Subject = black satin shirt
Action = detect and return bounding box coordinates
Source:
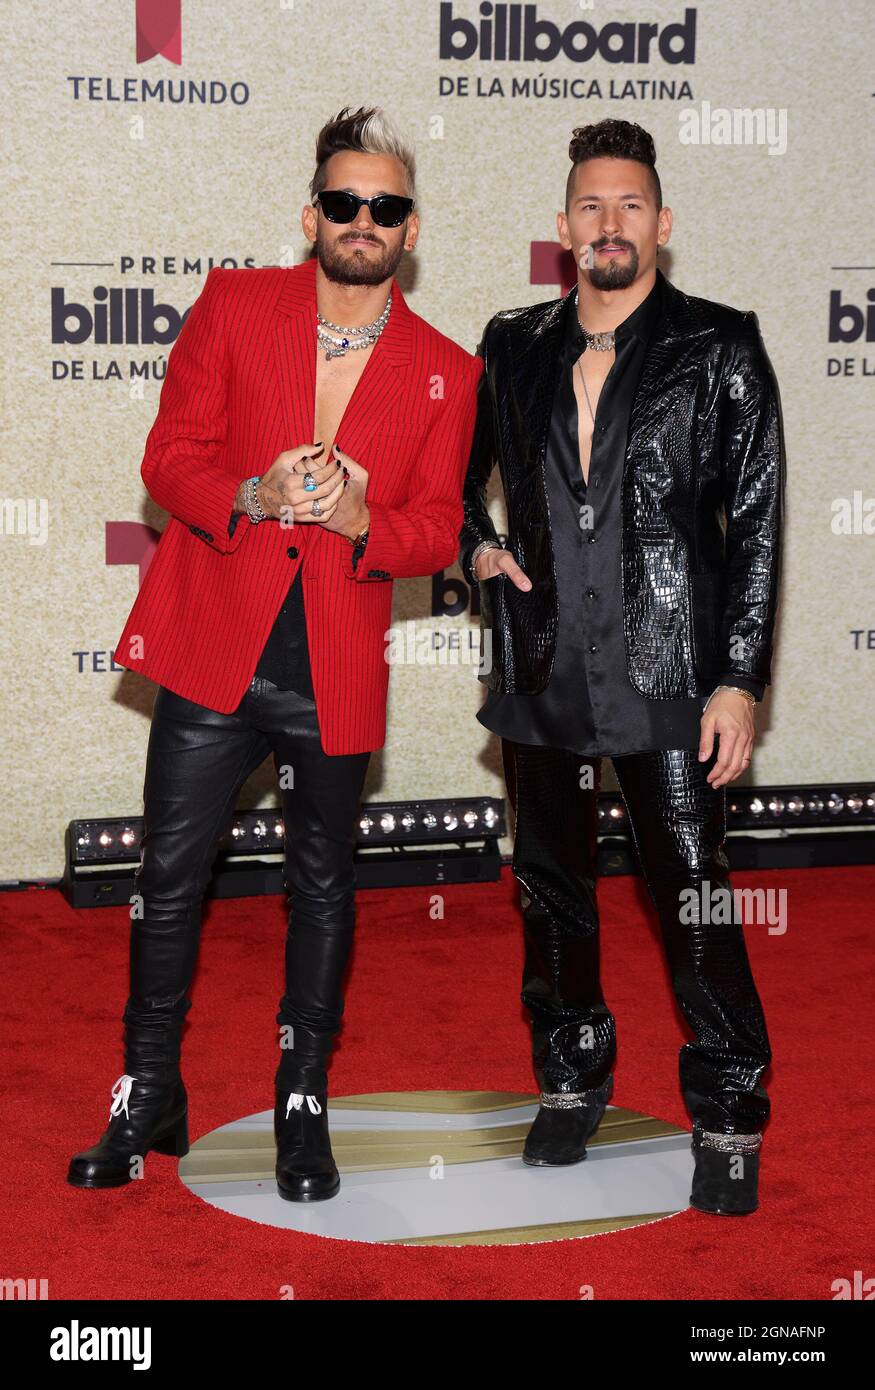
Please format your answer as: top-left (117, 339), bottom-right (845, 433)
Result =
top-left (225, 511), bottom-right (367, 700)
top-left (255, 563), bottom-right (315, 698)
top-left (476, 274), bottom-right (762, 757)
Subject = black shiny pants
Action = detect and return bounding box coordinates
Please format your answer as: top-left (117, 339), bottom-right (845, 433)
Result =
top-left (501, 740), bottom-right (771, 1135)
top-left (125, 678), bottom-right (371, 1093)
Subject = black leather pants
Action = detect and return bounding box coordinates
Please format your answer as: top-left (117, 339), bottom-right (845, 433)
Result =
top-left (501, 740), bottom-right (771, 1135)
top-left (126, 678), bottom-right (371, 1094)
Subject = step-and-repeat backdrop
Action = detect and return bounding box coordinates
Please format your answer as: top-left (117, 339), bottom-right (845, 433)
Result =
top-left (2, 1), bottom-right (873, 878)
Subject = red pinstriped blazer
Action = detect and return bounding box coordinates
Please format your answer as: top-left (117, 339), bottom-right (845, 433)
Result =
top-left (115, 256), bottom-right (483, 754)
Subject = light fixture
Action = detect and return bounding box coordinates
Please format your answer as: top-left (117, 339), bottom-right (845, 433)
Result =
top-left (62, 798), bottom-right (508, 906)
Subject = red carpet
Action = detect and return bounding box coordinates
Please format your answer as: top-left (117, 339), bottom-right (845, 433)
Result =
top-left (1, 864), bottom-right (872, 1300)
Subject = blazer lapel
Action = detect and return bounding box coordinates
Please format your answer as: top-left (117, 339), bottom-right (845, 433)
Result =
top-left (626, 271), bottom-right (716, 458)
top-left (272, 256), bottom-right (413, 459)
top-left (509, 288), bottom-right (575, 478)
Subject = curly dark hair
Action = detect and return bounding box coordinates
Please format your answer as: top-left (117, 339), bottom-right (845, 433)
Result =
top-left (565, 118), bottom-right (662, 212)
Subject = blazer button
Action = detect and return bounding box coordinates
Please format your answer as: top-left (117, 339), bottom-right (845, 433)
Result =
top-left (287, 546), bottom-right (299, 559)
top-left (587, 534), bottom-right (597, 543)
top-left (586, 588), bottom-right (597, 598)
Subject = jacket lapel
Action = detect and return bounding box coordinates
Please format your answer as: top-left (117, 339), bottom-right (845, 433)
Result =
top-left (626, 271), bottom-right (717, 454)
top-left (508, 288), bottom-right (575, 477)
top-left (272, 256), bottom-right (413, 458)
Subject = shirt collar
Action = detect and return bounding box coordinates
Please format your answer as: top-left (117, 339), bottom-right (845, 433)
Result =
top-left (565, 269), bottom-right (664, 355)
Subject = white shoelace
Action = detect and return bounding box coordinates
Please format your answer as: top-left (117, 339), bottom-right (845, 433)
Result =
top-left (285, 1093), bottom-right (323, 1119)
top-left (110, 1073), bottom-right (137, 1120)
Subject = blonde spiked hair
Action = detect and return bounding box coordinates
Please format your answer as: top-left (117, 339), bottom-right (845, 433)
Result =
top-left (309, 106), bottom-right (416, 202)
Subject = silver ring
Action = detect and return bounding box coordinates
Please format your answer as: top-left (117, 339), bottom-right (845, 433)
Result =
top-left (310, 499), bottom-right (323, 517)
top-left (303, 472), bottom-right (317, 492)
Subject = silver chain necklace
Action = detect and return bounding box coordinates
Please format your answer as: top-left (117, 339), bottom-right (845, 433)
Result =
top-left (574, 294), bottom-right (614, 426)
top-left (574, 288), bottom-right (616, 352)
top-left (316, 293), bottom-right (392, 361)
top-left (576, 357), bottom-right (597, 425)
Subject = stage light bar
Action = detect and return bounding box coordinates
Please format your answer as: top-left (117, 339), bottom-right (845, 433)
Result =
top-left (357, 798), bottom-right (503, 847)
top-left (596, 784), bottom-right (875, 834)
top-left (66, 784), bottom-right (875, 868)
top-left (68, 821), bottom-right (143, 865)
top-left (725, 785), bottom-right (875, 831)
top-left (67, 797), bottom-right (506, 867)
top-left (62, 797), bottom-right (508, 905)
top-left (60, 784), bottom-right (874, 907)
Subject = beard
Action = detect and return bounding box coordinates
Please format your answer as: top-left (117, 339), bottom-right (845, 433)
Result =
top-left (586, 238), bottom-right (640, 291)
top-left (316, 226), bottom-right (405, 286)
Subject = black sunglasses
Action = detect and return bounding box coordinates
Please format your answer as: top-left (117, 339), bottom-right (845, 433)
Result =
top-left (314, 190), bottom-right (415, 228)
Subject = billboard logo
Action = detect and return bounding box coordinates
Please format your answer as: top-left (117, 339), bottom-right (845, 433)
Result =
top-left (829, 288), bottom-right (875, 344)
top-left (439, 3), bottom-right (697, 63)
top-left (52, 286), bottom-right (193, 346)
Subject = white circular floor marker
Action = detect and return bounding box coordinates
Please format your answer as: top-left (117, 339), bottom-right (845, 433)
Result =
top-left (180, 1091), bottom-right (691, 1245)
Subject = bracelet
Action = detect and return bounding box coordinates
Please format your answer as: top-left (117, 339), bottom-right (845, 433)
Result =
top-left (470, 538), bottom-right (503, 577)
top-left (243, 475), bottom-right (267, 525)
top-left (704, 684), bottom-right (757, 712)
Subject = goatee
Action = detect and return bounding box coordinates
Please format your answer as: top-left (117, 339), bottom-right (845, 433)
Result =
top-left (317, 229), bottom-right (405, 287)
top-left (587, 241), bottom-right (640, 291)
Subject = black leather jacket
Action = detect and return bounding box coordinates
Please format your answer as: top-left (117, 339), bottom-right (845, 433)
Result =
top-left (459, 268), bottom-right (786, 698)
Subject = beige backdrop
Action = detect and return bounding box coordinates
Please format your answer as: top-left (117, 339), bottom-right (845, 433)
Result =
top-left (2, 0), bottom-right (874, 879)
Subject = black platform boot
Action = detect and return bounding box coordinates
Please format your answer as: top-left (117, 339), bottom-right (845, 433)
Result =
top-left (689, 1121), bottom-right (762, 1215)
top-left (67, 1023), bottom-right (189, 1189)
top-left (274, 1089), bottom-right (340, 1202)
top-left (522, 1074), bottom-right (614, 1166)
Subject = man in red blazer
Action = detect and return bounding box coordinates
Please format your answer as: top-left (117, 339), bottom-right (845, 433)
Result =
top-left (68, 107), bottom-right (482, 1202)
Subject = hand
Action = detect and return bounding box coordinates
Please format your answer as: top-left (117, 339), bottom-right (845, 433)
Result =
top-left (474, 544), bottom-right (532, 591)
top-left (250, 443), bottom-right (346, 525)
top-left (698, 691), bottom-right (755, 787)
top-left (316, 446), bottom-right (370, 539)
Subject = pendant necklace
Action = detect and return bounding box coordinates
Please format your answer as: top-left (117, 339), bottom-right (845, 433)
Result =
top-left (574, 288), bottom-right (616, 352)
top-left (316, 293), bottom-right (392, 361)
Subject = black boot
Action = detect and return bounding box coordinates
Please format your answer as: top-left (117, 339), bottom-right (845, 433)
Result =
top-left (689, 1122), bottom-right (762, 1215)
top-left (67, 1023), bottom-right (189, 1189)
top-left (274, 1089), bottom-right (340, 1202)
top-left (522, 1074), bottom-right (614, 1166)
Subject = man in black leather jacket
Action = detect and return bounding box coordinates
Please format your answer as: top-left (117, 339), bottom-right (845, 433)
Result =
top-left (459, 119), bottom-right (785, 1215)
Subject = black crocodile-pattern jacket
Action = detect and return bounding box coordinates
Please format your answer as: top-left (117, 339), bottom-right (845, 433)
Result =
top-left (459, 269), bottom-right (786, 698)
